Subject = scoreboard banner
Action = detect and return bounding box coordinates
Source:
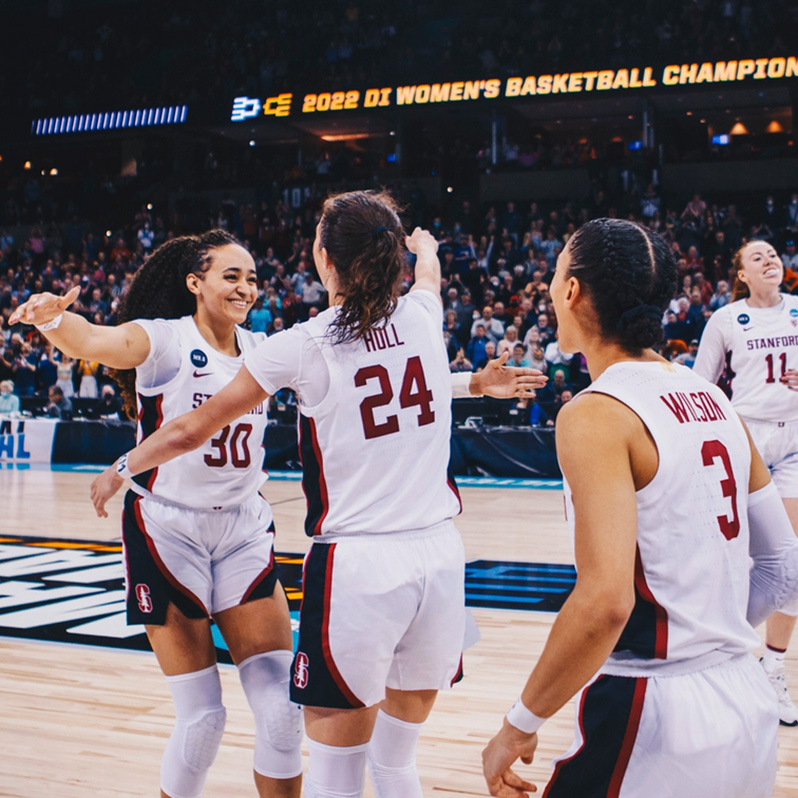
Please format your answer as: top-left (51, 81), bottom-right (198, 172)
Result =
top-left (230, 56), bottom-right (798, 122)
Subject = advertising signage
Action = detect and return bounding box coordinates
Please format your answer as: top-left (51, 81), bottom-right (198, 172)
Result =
top-left (230, 56), bottom-right (798, 123)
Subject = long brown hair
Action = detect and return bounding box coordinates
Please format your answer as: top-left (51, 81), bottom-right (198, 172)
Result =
top-left (110, 229), bottom-right (240, 418)
top-left (319, 190), bottom-right (406, 343)
top-left (730, 242), bottom-right (751, 302)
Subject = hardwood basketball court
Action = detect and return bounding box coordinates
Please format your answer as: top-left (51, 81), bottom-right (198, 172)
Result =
top-left (1, 466), bottom-right (796, 797)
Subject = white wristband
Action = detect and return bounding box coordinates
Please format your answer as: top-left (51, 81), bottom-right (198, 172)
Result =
top-left (506, 698), bottom-right (546, 734)
top-left (35, 313), bottom-right (63, 332)
top-left (115, 453), bottom-right (134, 480)
top-left (451, 371), bottom-right (477, 399)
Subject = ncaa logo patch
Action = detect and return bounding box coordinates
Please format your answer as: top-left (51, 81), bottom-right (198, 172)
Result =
top-left (135, 583), bottom-right (153, 614)
top-left (293, 651), bottom-right (309, 689)
top-left (791, 309), bottom-right (798, 318)
top-left (190, 349), bottom-right (208, 368)
top-left (737, 313), bottom-right (750, 325)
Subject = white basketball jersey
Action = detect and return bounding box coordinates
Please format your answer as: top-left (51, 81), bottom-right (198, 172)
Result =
top-left (563, 361), bottom-right (760, 667)
top-left (133, 316), bottom-right (270, 509)
top-left (694, 295), bottom-right (798, 422)
top-left (250, 290), bottom-right (460, 537)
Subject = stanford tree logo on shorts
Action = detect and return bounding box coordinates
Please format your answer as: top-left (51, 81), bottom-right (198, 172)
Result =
top-left (135, 583), bottom-right (153, 614)
top-left (293, 652), bottom-right (309, 689)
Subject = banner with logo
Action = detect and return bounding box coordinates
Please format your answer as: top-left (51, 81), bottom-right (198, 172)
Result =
top-left (0, 417), bottom-right (58, 464)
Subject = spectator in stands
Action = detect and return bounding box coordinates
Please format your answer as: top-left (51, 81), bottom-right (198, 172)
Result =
top-left (786, 194), bottom-right (798, 234)
top-left (782, 240), bottom-right (798, 272)
top-left (75, 359), bottom-right (100, 398)
top-left (674, 338), bottom-right (700, 368)
top-left (471, 305), bottom-right (504, 343)
top-left (640, 184), bottom-right (661, 220)
top-left (98, 384), bottom-right (123, 419)
top-left (497, 325), bottom-right (521, 359)
top-left (466, 322), bottom-right (489, 367)
top-left (11, 341), bottom-right (36, 396)
top-left (449, 347), bottom-right (473, 373)
top-left (247, 296), bottom-right (272, 334)
top-left (55, 355), bottom-right (75, 398)
top-left (298, 271), bottom-right (327, 320)
top-left (36, 342), bottom-right (58, 395)
top-left (0, 379), bottom-right (20, 414)
top-left (710, 280), bottom-right (732, 310)
top-left (46, 385), bottom-right (72, 419)
top-left (475, 340), bottom-right (498, 372)
top-left (509, 342), bottom-right (531, 368)
top-left (544, 332), bottom-right (573, 378)
top-left (551, 388), bottom-right (574, 424)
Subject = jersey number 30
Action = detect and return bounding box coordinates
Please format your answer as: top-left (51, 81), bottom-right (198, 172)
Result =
top-left (701, 439), bottom-right (740, 540)
top-left (355, 356), bottom-right (434, 440)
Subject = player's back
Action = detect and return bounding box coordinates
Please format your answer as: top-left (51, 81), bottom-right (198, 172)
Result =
top-left (297, 289), bottom-right (461, 536)
top-left (564, 360), bottom-right (760, 672)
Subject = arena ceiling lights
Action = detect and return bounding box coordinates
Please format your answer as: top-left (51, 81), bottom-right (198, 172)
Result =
top-left (31, 105), bottom-right (188, 137)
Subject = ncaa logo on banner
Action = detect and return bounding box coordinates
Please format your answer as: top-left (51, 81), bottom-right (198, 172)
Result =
top-left (293, 651), bottom-right (309, 689)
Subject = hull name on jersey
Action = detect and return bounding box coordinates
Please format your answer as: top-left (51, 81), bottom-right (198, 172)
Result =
top-left (659, 391), bottom-right (727, 424)
top-left (363, 323), bottom-right (405, 353)
top-left (746, 335), bottom-right (798, 350)
top-left (191, 391), bottom-right (265, 414)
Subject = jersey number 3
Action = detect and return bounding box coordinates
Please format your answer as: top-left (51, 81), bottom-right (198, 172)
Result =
top-left (701, 439), bottom-right (740, 540)
top-left (355, 356), bottom-right (435, 440)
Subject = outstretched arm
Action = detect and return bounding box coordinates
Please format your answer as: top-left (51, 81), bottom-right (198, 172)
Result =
top-left (406, 227), bottom-right (441, 298)
top-left (466, 351), bottom-right (547, 398)
top-left (482, 394), bottom-right (638, 796)
top-left (743, 419), bottom-right (798, 625)
top-left (9, 286), bottom-right (150, 369)
top-left (90, 365), bottom-right (269, 516)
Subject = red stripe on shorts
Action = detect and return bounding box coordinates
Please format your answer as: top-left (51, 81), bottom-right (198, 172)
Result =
top-left (607, 677), bottom-right (647, 797)
top-left (320, 543), bottom-right (364, 708)
top-left (133, 495), bottom-right (208, 615)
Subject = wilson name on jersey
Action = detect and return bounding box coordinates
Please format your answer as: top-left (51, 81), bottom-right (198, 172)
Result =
top-left (563, 361), bottom-right (759, 667)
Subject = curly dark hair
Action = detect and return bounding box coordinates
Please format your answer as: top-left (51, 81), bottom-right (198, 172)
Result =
top-left (110, 229), bottom-right (241, 418)
top-left (319, 190), bottom-right (407, 343)
top-left (565, 218), bottom-right (677, 353)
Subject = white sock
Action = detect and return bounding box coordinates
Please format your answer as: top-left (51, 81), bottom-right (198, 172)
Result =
top-left (763, 647), bottom-right (787, 669)
top-left (304, 738), bottom-right (368, 798)
top-left (367, 710), bottom-right (423, 798)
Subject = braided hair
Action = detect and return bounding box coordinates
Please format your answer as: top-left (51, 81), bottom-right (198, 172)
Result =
top-left (319, 190), bottom-right (406, 343)
top-left (566, 218), bottom-right (676, 353)
top-left (110, 229), bottom-right (241, 418)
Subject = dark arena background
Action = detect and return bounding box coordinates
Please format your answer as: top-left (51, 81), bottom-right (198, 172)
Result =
top-left (0, 1), bottom-right (797, 796)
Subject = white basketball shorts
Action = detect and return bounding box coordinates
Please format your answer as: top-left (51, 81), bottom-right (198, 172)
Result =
top-left (122, 489), bottom-right (277, 625)
top-left (544, 653), bottom-right (778, 798)
top-left (290, 520), bottom-right (466, 709)
top-left (745, 417), bottom-right (798, 498)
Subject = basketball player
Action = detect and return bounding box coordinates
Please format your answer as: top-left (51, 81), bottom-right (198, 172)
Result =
top-left (10, 231), bottom-right (304, 798)
top-left (693, 239), bottom-right (798, 726)
top-left (89, 191), bottom-right (473, 798)
top-left (482, 219), bottom-right (798, 798)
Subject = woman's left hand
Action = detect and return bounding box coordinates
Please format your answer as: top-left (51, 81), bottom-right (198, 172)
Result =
top-left (780, 369), bottom-right (798, 391)
top-left (90, 466), bottom-right (125, 518)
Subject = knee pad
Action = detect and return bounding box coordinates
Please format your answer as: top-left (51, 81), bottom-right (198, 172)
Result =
top-left (161, 665), bottom-right (227, 798)
top-left (238, 650), bottom-right (304, 779)
top-left (779, 594), bottom-right (798, 617)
